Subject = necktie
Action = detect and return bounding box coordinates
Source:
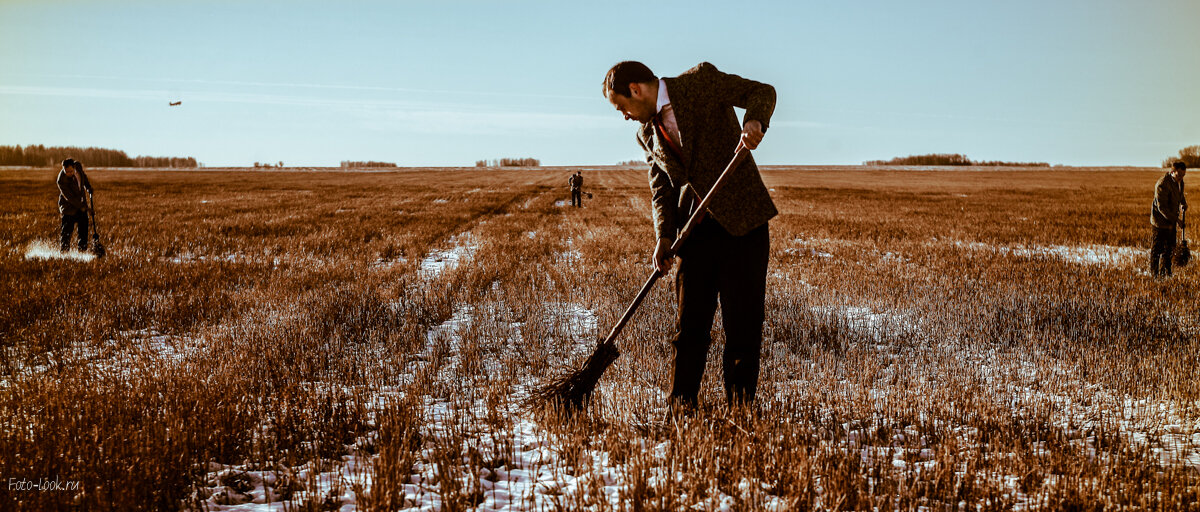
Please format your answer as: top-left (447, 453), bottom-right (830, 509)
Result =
top-left (654, 111), bottom-right (684, 162)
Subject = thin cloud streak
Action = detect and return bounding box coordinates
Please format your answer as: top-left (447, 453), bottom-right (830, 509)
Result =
top-left (0, 84), bottom-right (617, 136)
top-left (0, 84), bottom-right (488, 110)
top-left (14, 73), bottom-right (596, 101)
top-left (801, 106), bottom-right (1161, 131)
top-left (357, 108), bottom-right (618, 135)
top-left (0, 85), bottom-right (163, 101)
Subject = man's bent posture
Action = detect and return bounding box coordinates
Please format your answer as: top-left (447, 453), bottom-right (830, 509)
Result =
top-left (603, 61), bottom-right (777, 408)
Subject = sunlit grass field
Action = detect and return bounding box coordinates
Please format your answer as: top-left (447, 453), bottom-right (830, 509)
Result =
top-left (2, 166), bottom-right (1198, 510)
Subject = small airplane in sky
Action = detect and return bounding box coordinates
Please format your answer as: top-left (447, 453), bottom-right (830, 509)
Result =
top-left (169, 101), bottom-right (182, 106)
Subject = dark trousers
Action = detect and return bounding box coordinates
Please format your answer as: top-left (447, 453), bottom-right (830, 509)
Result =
top-left (671, 218), bottom-right (769, 406)
top-left (1150, 226), bottom-right (1177, 277)
top-left (60, 210), bottom-right (89, 251)
top-left (570, 189), bottom-right (582, 207)
top-left (59, 211), bottom-right (88, 253)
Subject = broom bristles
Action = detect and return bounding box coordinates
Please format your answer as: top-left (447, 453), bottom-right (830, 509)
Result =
top-left (528, 340), bottom-right (619, 411)
top-left (1175, 240), bottom-right (1190, 267)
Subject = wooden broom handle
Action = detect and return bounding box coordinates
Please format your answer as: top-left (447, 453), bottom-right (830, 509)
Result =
top-left (600, 144), bottom-right (752, 346)
top-left (669, 144), bottom-right (750, 254)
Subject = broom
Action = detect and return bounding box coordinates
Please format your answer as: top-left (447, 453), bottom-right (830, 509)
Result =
top-left (530, 143), bottom-right (752, 411)
top-left (88, 191), bottom-right (107, 258)
top-left (1175, 209), bottom-right (1190, 267)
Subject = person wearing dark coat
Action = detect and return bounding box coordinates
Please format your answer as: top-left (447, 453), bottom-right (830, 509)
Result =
top-left (604, 60), bottom-right (777, 408)
top-left (569, 172), bottom-right (584, 207)
top-left (57, 159), bottom-right (93, 252)
top-left (1150, 161), bottom-right (1188, 277)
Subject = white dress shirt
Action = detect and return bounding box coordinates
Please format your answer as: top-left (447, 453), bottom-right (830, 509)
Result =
top-left (655, 78), bottom-right (682, 151)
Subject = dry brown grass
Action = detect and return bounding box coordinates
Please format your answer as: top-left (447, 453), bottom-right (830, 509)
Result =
top-left (1, 166), bottom-right (1198, 510)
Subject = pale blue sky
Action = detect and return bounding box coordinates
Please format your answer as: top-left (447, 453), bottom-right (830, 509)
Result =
top-left (2, 0), bottom-right (1197, 167)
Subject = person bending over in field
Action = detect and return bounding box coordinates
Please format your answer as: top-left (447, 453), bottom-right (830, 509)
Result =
top-left (603, 61), bottom-right (776, 410)
top-left (569, 172), bottom-right (584, 207)
top-left (576, 172), bottom-right (585, 206)
top-left (1150, 161), bottom-right (1187, 277)
top-left (57, 158), bottom-right (94, 252)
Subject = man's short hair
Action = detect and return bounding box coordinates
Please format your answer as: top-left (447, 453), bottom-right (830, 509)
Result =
top-left (62, 158), bottom-right (75, 168)
top-left (1174, 161), bottom-right (1187, 171)
top-left (603, 61), bottom-right (656, 98)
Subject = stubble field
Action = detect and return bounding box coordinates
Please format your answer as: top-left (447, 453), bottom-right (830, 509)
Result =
top-left (2, 165), bottom-right (1199, 511)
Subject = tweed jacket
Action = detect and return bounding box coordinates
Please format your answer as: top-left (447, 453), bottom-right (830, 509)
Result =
top-left (636, 62), bottom-right (778, 240)
top-left (57, 168), bottom-right (93, 216)
top-left (1151, 173), bottom-right (1187, 229)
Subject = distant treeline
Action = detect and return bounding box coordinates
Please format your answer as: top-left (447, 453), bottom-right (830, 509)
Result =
top-left (617, 160), bottom-right (644, 166)
top-left (864, 153), bottom-right (1049, 167)
top-left (475, 157), bottom-right (540, 167)
top-left (0, 144), bottom-right (198, 168)
top-left (341, 160), bottom-right (397, 169)
top-left (1163, 145), bottom-right (1200, 168)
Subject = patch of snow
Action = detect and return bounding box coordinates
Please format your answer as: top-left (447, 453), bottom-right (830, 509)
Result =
top-left (426, 400), bottom-right (627, 509)
top-left (541, 301), bottom-right (598, 357)
top-left (362, 299), bottom-right (647, 510)
top-left (776, 300), bottom-right (1200, 495)
top-left (197, 454), bottom-right (369, 511)
top-left (106, 328), bottom-right (199, 363)
top-left (425, 305), bottom-right (475, 352)
top-left (402, 408), bottom-right (629, 511)
top-left (784, 237), bottom-right (841, 259)
top-left (6, 328), bottom-right (202, 382)
top-left (808, 305), bottom-right (920, 342)
top-left (955, 241), bottom-right (1142, 267)
top-left (418, 234), bottom-right (478, 279)
top-left (557, 237), bottom-right (583, 265)
top-left (785, 247), bottom-right (833, 259)
top-left (402, 300), bottom-right (598, 384)
top-left (770, 270), bottom-right (817, 291)
top-left (23, 240), bottom-right (96, 262)
top-left (167, 252), bottom-right (249, 264)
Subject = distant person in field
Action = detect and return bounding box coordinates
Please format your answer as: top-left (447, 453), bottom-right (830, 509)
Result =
top-left (1150, 161), bottom-right (1187, 277)
top-left (576, 172), bottom-right (585, 206)
top-left (569, 172), bottom-right (584, 207)
top-left (57, 158), bottom-right (94, 252)
top-left (603, 61), bottom-right (776, 409)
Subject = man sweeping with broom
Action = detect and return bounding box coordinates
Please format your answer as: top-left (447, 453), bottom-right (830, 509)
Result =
top-left (57, 158), bottom-right (94, 253)
top-left (604, 61), bottom-right (777, 409)
top-left (1150, 161), bottom-right (1187, 278)
top-left (532, 62), bottom-right (776, 412)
